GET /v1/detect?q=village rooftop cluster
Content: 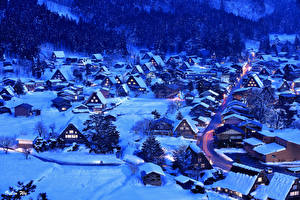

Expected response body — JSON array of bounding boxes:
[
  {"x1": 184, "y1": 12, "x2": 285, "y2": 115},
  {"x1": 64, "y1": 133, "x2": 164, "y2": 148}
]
[{"x1": 1, "y1": 36, "x2": 300, "y2": 200}]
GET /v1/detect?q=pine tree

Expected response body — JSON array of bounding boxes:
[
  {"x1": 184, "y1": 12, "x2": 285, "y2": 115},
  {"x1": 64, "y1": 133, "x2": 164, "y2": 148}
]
[
  {"x1": 140, "y1": 136, "x2": 164, "y2": 166},
  {"x1": 1, "y1": 181, "x2": 36, "y2": 200},
  {"x1": 84, "y1": 114, "x2": 120, "y2": 154},
  {"x1": 151, "y1": 110, "x2": 161, "y2": 119},
  {"x1": 172, "y1": 146, "x2": 192, "y2": 173},
  {"x1": 187, "y1": 81, "x2": 194, "y2": 92},
  {"x1": 176, "y1": 112, "x2": 183, "y2": 120}
]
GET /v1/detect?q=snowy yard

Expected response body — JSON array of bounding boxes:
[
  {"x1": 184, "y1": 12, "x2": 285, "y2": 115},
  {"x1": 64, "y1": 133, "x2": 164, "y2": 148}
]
[
  {"x1": 0, "y1": 91, "x2": 89, "y2": 139},
  {"x1": 34, "y1": 151, "x2": 124, "y2": 165},
  {"x1": 0, "y1": 151, "x2": 230, "y2": 200}
]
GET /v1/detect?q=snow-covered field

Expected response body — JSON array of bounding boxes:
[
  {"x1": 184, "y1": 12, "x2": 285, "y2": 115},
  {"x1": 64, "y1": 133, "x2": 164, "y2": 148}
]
[
  {"x1": 0, "y1": 91, "x2": 89, "y2": 140},
  {"x1": 35, "y1": 151, "x2": 124, "y2": 164},
  {"x1": 1, "y1": 152, "x2": 231, "y2": 200}
]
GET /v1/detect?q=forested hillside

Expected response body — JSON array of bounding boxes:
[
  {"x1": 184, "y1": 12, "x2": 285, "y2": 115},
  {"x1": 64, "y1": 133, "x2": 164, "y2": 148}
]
[{"x1": 0, "y1": 0, "x2": 299, "y2": 60}]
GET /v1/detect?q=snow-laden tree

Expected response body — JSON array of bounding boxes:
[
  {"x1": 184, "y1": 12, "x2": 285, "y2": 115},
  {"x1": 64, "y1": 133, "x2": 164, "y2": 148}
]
[
  {"x1": 1, "y1": 181, "x2": 36, "y2": 200},
  {"x1": 35, "y1": 121, "x2": 48, "y2": 138},
  {"x1": 139, "y1": 136, "x2": 164, "y2": 166},
  {"x1": 0, "y1": 136, "x2": 15, "y2": 154},
  {"x1": 131, "y1": 118, "x2": 153, "y2": 135},
  {"x1": 172, "y1": 145, "x2": 192, "y2": 173},
  {"x1": 246, "y1": 88, "x2": 290, "y2": 129},
  {"x1": 84, "y1": 114, "x2": 119, "y2": 154},
  {"x1": 265, "y1": 108, "x2": 288, "y2": 130},
  {"x1": 176, "y1": 111, "x2": 184, "y2": 120}
]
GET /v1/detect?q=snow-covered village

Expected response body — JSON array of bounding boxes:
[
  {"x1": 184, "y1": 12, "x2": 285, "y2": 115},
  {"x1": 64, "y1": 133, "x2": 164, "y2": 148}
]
[{"x1": 0, "y1": 0, "x2": 300, "y2": 200}]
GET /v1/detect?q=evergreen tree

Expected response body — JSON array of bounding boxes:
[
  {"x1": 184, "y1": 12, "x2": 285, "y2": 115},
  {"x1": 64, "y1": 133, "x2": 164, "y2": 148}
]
[
  {"x1": 176, "y1": 111, "x2": 183, "y2": 120},
  {"x1": 37, "y1": 193, "x2": 48, "y2": 200},
  {"x1": 1, "y1": 181, "x2": 36, "y2": 200},
  {"x1": 187, "y1": 81, "x2": 194, "y2": 92},
  {"x1": 139, "y1": 136, "x2": 164, "y2": 166},
  {"x1": 84, "y1": 114, "x2": 120, "y2": 154},
  {"x1": 259, "y1": 37, "x2": 271, "y2": 53},
  {"x1": 172, "y1": 146, "x2": 192, "y2": 173}
]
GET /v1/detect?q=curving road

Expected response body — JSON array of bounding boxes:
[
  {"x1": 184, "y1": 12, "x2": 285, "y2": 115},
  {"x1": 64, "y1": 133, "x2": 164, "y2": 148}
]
[{"x1": 198, "y1": 62, "x2": 251, "y2": 171}]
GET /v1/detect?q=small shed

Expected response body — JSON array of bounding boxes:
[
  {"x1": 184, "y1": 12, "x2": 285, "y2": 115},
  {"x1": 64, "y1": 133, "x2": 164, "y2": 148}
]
[
  {"x1": 175, "y1": 175, "x2": 196, "y2": 190},
  {"x1": 140, "y1": 163, "x2": 165, "y2": 186},
  {"x1": 52, "y1": 51, "x2": 65, "y2": 60}
]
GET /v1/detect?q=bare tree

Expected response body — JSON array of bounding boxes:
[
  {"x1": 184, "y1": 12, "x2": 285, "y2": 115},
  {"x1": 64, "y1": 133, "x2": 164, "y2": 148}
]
[
  {"x1": 0, "y1": 136, "x2": 16, "y2": 154},
  {"x1": 49, "y1": 123, "x2": 56, "y2": 137},
  {"x1": 35, "y1": 121, "x2": 48, "y2": 138},
  {"x1": 131, "y1": 118, "x2": 153, "y2": 135},
  {"x1": 166, "y1": 102, "x2": 177, "y2": 115}
]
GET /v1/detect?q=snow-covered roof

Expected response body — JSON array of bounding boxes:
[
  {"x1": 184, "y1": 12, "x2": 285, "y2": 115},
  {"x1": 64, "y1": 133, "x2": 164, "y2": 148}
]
[
  {"x1": 223, "y1": 114, "x2": 249, "y2": 121},
  {"x1": 275, "y1": 129, "x2": 300, "y2": 145},
  {"x1": 3, "y1": 86, "x2": 15, "y2": 96},
  {"x1": 205, "y1": 96, "x2": 216, "y2": 103},
  {"x1": 287, "y1": 167, "x2": 300, "y2": 173},
  {"x1": 134, "y1": 76, "x2": 147, "y2": 88},
  {"x1": 174, "y1": 117, "x2": 199, "y2": 134},
  {"x1": 232, "y1": 163, "x2": 262, "y2": 173},
  {"x1": 197, "y1": 116, "x2": 211, "y2": 124},
  {"x1": 143, "y1": 52, "x2": 154, "y2": 59},
  {"x1": 208, "y1": 90, "x2": 219, "y2": 96},
  {"x1": 134, "y1": 65, "x2": 144, "y2": 74},
  {"x1": 251, "y1": 74, "x2": 264, "y2": 88},
  {"x1": 52, "y1": 51, "x2": 65, "y2": 58},
  {"x1": 233, "y1": 87, "x2": 251, "y2": 93},
  {"x1": 253, "y1": 143, "x2": 286, "y2": 155},
  {"x1": 213, "y1": 172, "x2": 258, "y2": 195},
  {"x1": 120, "y1": 84, "x2": 130, "y2": 93},
  {"x1": 96, "y1": 91, "x2": 107, "y2": 104},
  {"x1": 72, "y1": 104, "x2": 89, "y2": 113},
  {"x1": 139, "y1": 162, "x2": 165, "y2": 176},
  {"x1": 92, "y1": 53, "x2": 103, "y2": 60},
  {"x1": 143, "y1": 62, "x2": 156, "y2": 71},
  {"x1": 238, "y1": 120, "x2": 262, "y2": 128},
  {"x1": 188, "y1": 142, "x2": 202, "y2": 154},
  {"x1": 251, "y1": 172, "x2": 297, "y2": 200},
  {"x1": 174, "y1": 175, "x2": 195, "y2": 184},
  {"x1": 151, "y1": 55, "x2": 165, "y2": 66},
  {"x1": 3, "y1": 65, "x2": 13, "y2": 70},
  {"x1": 123, "y1": 154, "x2": 144, "y2": 165},
  {"x1": 243, "y1": 138, "x2": 264, "y2": 146}
]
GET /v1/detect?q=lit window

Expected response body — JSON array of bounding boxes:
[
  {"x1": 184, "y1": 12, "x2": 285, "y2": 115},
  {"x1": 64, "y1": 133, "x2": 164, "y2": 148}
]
[
  {"x1": 290, "y1": 191, "x2": 299, "y2": 196},
  {"x1": 258, "y1": 177, "x2": 262, "y2": 182},
  {"x1": 62, "y1": 107, "x2": 66, "y2": 111},
  {"x1": 69, "y1": 130, "x2": 74, "y2": 134}
]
